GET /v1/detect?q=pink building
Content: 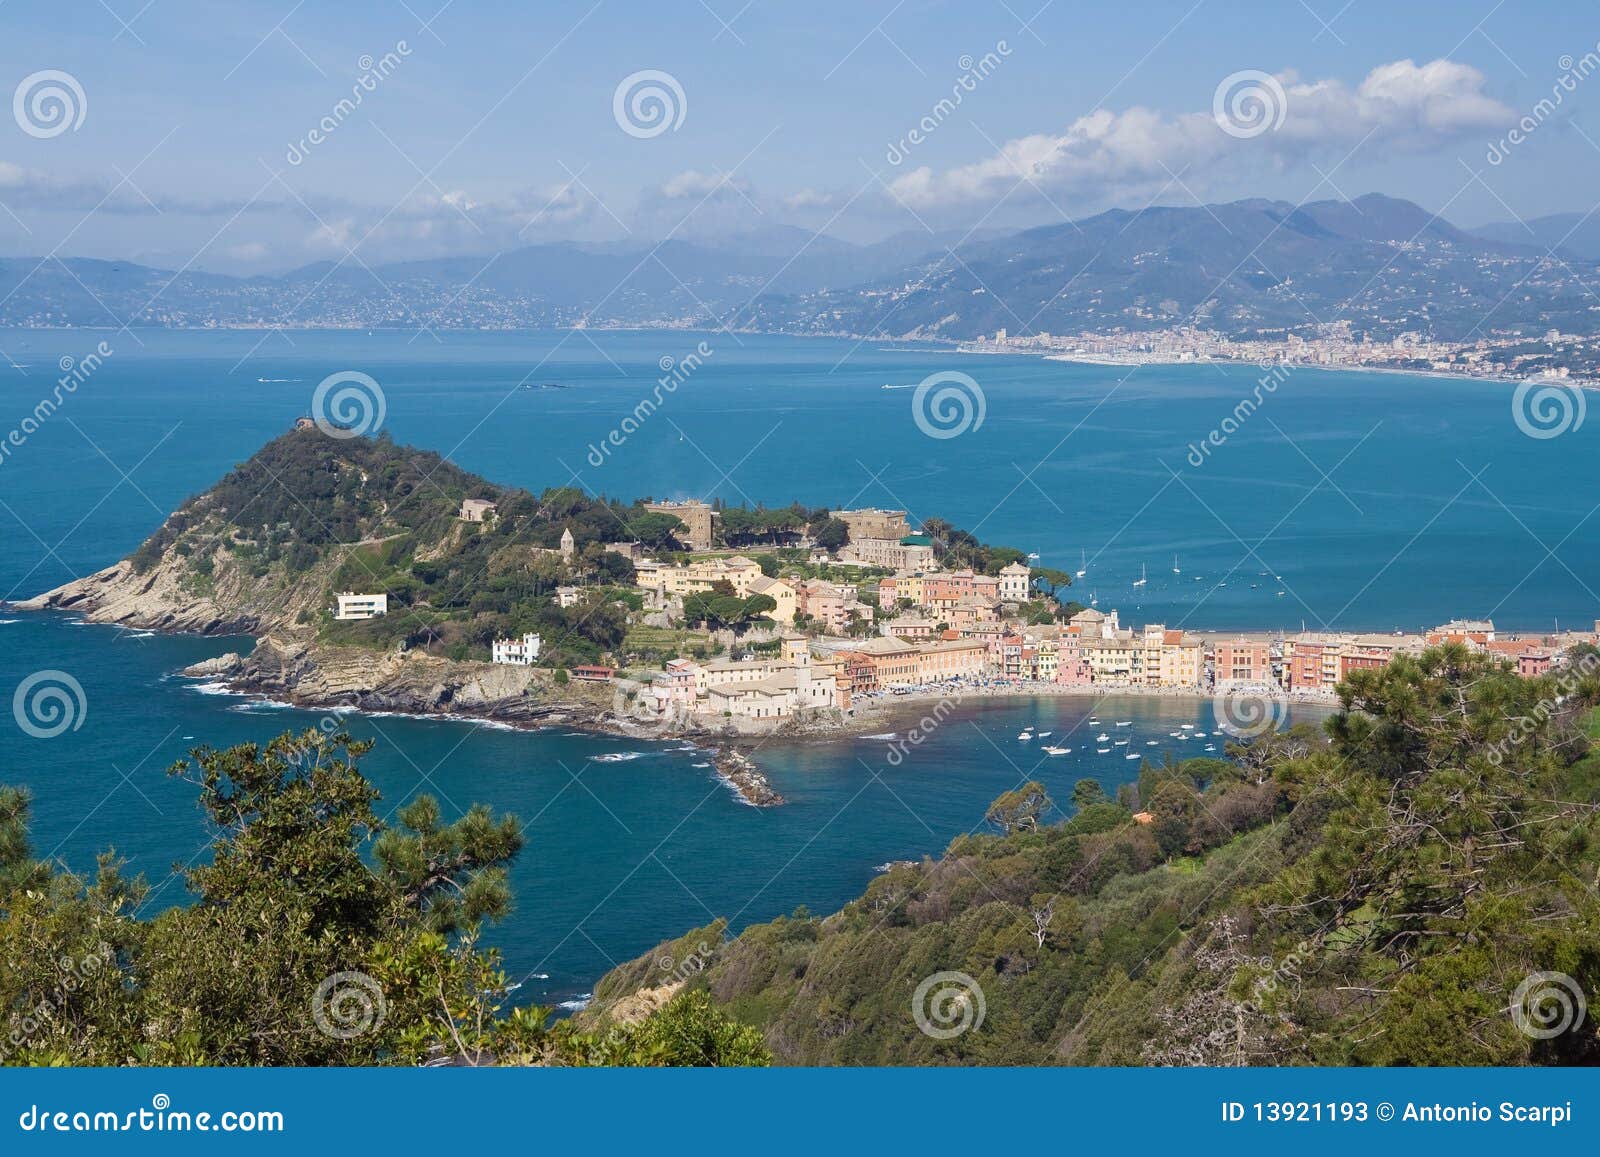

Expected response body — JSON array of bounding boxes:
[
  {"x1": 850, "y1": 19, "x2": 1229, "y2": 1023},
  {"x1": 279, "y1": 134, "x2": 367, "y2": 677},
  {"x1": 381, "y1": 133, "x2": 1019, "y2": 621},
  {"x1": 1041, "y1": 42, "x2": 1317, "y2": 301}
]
[{"x1": 1214, "y1": 639, "x2": 1272, "y2": 684}]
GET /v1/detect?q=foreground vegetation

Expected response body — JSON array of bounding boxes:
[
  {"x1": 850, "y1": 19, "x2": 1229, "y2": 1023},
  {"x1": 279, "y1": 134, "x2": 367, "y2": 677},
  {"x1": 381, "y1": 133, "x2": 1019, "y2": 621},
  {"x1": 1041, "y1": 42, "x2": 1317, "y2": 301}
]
[
  {"x1": 0, "y1": 729, "x2": 766, "y2": 1066},
  {"x1": 586, "y1": 646, "x2": 1600, "y2": 1064}
]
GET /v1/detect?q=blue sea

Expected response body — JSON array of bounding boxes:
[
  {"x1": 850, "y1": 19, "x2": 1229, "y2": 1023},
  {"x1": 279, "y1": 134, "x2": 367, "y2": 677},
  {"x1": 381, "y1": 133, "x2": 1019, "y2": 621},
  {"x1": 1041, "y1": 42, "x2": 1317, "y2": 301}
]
[{"x1": 0, "y1": 327, "x2": 1588, "y2": 1002}]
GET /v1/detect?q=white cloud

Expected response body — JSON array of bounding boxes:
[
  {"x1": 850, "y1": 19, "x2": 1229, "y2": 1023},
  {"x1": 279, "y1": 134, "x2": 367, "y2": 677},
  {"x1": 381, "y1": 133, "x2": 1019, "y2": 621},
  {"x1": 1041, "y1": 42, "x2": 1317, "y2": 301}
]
[
  {"x1": 655, "y1": 169, "x2": 751, "y2": 201},
  {"x1": 783, "y1": 188, "x2": 837, "y2": 211},
  {"x1": 886, "y1": 58, "x2": 1514, "y2": 209}
]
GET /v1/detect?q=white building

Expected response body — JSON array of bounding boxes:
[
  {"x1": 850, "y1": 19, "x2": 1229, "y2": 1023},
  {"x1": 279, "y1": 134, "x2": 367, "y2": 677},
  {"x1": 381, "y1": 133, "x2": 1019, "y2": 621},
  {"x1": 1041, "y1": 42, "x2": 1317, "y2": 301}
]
[
  {"x1": 998, "y1": 561, "x2": 1032, "y2": 602},
  {"x1": 335, "y1": 592, "x2": 388, "y2": 620},
  {"x1": 556, "y1": 585, "x2": 582, "y2": 608},
  {"x1": 491, "y1": 632, "x2": 543, "y2": 665}
]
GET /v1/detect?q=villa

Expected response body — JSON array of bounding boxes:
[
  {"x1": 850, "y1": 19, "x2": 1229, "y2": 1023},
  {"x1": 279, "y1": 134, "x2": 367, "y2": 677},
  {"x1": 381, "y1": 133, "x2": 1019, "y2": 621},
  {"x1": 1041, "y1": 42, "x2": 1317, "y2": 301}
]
[
  {"x1": 491, "y1": 632, "x2": 543, "y2": 665},
  {"x1": 334, "y1": 592, "x2": 388, "y2": 620}
]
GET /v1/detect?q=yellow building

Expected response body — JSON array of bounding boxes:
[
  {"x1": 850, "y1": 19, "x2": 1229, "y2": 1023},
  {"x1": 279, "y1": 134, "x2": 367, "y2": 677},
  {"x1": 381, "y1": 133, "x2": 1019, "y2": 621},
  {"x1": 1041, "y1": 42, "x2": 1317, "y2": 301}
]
[{"x1": 1158, "y1": 631, "x2": 1204, "y2": 688}]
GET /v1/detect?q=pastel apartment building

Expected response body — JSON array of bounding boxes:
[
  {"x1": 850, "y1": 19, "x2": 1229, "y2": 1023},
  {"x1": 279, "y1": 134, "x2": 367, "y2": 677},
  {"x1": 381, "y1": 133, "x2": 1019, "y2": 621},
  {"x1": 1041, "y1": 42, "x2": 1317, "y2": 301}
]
[
  {"x1": 794, "y1": 579, "x2": 872, "y2": 634},
  {"x1": 1214, "y1": 639, "x2": 1273, "y2": 684},
  {"x1": 1156, "y1": 630, "x2": 1204, "y2": 687},
  {"x1": 997, "y1": 561, "x2": 1032, "y2": 602},
  {"x1": 1281, "y1": 633, "x2": 1426, "y2": 691},
  {"x1": 835, "y1": 636, "x2": 987, "y2": 688},
  {"x1": 876, "y1": 573, "x2": 925, "y2": 607}
]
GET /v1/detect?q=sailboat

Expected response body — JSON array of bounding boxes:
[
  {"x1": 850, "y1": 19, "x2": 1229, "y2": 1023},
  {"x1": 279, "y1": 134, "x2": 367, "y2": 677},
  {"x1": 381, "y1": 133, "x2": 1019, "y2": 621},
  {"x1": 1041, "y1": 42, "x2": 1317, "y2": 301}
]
[
  {"x1": 1089, "y1": 590, "x2": 1098, "y2": 606},
  {"x1": 1075, "y1": 549, "x2": 1087, "y2": 579},
  {"x1": 1172, "y1": 554, "x2": 1181, "y2": 575},
  {"x1": 1132, "y1": 564, "x2": 1147, "y2": 588}
]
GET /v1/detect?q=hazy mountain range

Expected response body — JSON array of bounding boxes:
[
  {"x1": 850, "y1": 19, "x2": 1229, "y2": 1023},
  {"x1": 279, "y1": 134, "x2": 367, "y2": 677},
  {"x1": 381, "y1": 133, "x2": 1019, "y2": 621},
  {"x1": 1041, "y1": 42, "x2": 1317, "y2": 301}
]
[{"x1": 0, "y1": 194, "x2": 1592, "y2": 342}]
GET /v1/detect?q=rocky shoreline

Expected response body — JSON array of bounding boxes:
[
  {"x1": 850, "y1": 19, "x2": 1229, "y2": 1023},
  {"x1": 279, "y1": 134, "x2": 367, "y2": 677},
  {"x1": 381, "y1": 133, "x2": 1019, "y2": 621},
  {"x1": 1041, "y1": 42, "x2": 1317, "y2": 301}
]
[
  {"x1": 708, "y1": 748, "x2": 785, "y2": 807},
  {"x1": 174, "y1": 646, "x2": 791, "y2": 808}
]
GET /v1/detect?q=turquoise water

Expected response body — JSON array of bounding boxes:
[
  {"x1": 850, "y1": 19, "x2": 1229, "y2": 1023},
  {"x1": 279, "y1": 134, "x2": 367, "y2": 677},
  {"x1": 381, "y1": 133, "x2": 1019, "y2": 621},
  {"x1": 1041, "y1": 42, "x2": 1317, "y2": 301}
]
[{"x1": 0, "y1": 327, "x2": 1586, "y2": 1000}]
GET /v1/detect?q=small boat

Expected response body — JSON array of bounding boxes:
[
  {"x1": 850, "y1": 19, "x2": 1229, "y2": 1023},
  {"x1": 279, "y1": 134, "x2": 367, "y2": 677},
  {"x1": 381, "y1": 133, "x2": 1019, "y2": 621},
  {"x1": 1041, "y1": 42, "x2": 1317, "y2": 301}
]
[
  {"x1": 1036, "y1": 730, "x2": 1052, "y2": 737},
  {"x1": 1145, "y1": 739, "x2": 1159, "y2": 746},
  {"x1": 1124, "y1": 753, "x2": 1140, "y2": 760},
  {"x1": 1095, "y1": 732, "x2": 1110, "y2": 741},
  {"x1": 1194, "y1": 731, "x2": 1209, "y2": 738},
  {"x1": 1089, "y1": 591, "x2": 1098, "y2": 606},
  {"x1": 1132, "y1": 564, "x2": 1147, "y2": 587},
  {"x1": 1115, "y1": 720, "x2": 1131, "y2": 727},
  {"x1": 1204, "y1": 744, "x2": 1217, "y2": 752},
  {"x1": 1114, "y1": 739, "x2": 1129, "y2": 747},
  {"x1": 1042, "y1": 745, "x2": 1070, "y2": 755},
  {"x1": 1181, "y1": 724, "x2": 1195, "y2": 730},
  {"x1": 1017, "y1": 731, "x2": 1033, "y2": 740},
  {"x1": 1096, "y1": 747, "x2": 1111, "y2": 754},
  {"x1": 1027, "y1": 551, "x2": 1040, "y2": 561},
  {"x1": 1088, "y1": 718, "x2": 1100, "y2": 725},
  {"x1": 1076, "y1": 550, "x2": 1087, "y2": 579},
  {"x1": 1172, "y1": 554, "x2": 1180, "y2": 575}
]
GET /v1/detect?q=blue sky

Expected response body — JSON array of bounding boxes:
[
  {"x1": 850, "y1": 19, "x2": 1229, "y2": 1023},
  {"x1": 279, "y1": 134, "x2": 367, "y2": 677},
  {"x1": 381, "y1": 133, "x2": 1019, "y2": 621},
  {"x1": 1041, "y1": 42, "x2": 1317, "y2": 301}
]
[{"x1": 1, "y1": 0, "x2": 1595, "y2": 271}]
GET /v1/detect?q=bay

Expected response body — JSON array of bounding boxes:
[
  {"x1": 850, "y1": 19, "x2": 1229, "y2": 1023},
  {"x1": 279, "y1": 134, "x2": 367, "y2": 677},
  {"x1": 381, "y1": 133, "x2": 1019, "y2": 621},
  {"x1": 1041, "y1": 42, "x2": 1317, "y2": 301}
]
[{"x1": 0, "y1": 327, "x2": 1586, "y2": 1001}]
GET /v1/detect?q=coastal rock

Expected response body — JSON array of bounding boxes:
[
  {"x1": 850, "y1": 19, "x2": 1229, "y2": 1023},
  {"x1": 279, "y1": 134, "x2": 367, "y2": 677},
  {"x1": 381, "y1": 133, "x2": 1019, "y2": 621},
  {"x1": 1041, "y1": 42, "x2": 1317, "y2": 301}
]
[
  {"x1": 711, "y1": 747, "x2": 785, "y2": 808},
  {"x1": 179, "y1": 652, "x2": 244, "y2": 678},
  {"x1": 225, "y1": 635, "x2": 615, "y2": 727},
  {"x1": 18, "y1": 549, "x2": 286, "y2": 636}
]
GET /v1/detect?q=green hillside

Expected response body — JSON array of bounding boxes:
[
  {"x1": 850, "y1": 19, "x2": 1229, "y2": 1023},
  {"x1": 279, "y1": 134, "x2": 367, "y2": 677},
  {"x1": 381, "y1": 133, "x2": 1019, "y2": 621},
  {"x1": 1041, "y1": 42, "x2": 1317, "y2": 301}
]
[{"x1": 587, "y1": 645, "x2": 1600, "y2": 1065}]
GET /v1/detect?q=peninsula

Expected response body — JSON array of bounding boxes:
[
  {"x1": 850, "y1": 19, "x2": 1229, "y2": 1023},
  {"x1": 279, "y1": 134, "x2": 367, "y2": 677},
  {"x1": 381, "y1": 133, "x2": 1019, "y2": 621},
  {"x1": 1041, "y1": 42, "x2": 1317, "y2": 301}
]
[{"x1": 16, "y1": 427, "x2": 1594, "y2": 804}]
